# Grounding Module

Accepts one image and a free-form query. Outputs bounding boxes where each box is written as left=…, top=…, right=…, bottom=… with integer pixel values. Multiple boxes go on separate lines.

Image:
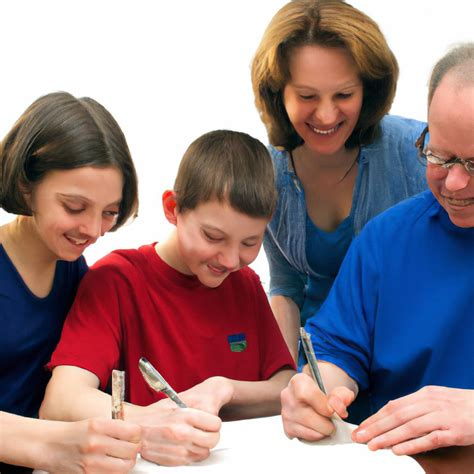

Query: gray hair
left=429, top=42, right=474, bottom=105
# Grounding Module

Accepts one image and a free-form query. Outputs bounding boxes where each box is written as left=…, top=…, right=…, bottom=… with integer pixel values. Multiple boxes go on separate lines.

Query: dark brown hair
left=0, top=91, right=138, bottom=230
left=251, top=0, right=398, bottom=151
left=174, top=130, right=276, bottom=219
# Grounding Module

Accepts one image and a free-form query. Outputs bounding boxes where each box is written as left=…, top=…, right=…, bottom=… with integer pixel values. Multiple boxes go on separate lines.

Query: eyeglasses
left=415, top=126, right=474, bottom=176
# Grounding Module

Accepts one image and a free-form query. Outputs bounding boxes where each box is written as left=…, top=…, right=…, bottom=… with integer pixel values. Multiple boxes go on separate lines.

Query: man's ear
left=162, top=190, right=178, bottom=225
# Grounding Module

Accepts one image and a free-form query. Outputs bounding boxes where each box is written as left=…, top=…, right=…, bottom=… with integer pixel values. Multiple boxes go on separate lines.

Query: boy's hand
left=138, top=407, right=221, bottom=466
left=178, top=376, right=235, bottom=415
left=352, top=386, right=474, bottom=455
left=281, top=372, right=354, bottom=441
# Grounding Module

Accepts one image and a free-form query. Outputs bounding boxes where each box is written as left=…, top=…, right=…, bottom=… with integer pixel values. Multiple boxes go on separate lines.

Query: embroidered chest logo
left=227, top=333, right=247, bottom=352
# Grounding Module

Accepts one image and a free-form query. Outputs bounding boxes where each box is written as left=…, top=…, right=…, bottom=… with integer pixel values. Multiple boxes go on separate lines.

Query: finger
left=282, top=403, right=335, bottom=438
left=353, top=399, right=438, bottom=442
left=328, top=387, right=355, bottom=418
left=141, top=443, right=211, bottom=467
left=391, top=430, right=453, bottom=456
left=98, top=435, right=141, bottom=461
left=180, top=408, right=222, bottom=433
left=289, top=373, right=334, bottom=417
left=327, top=394, right=349, bottom=418
left=93, top=418, right=142, bottom=443
left=79, top=454, right=137, bottom=474
left=284, top=418, right=328, bottom=442
left=366, top=411, right=449, bottom=451
left=357, top=386, right=445, bottom=430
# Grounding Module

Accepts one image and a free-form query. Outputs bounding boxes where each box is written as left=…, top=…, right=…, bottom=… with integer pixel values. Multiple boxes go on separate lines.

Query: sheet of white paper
left=132, top=415, right=423, bottom=473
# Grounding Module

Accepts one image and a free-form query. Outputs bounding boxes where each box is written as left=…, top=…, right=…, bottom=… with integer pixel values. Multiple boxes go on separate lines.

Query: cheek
left=240, top=247, right=260, bottom=266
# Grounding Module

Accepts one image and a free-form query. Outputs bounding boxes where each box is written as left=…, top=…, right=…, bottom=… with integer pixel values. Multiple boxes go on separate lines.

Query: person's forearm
left=40, top=366, right=114, bottom=421
left=319, top=361, right=358, bottom=397
left=219, top=369, right=295, bottom=421
left=270, top=295, right=301, bottom=362
left=0, top=411, right=62, bottom=469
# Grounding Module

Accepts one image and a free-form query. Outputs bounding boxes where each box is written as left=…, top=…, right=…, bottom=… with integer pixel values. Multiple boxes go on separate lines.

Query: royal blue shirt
left=306, top=191, right=474, bottom=416
left=0, top=245, right=87, bottom=417
left=264, top=115, right=427, bottom=324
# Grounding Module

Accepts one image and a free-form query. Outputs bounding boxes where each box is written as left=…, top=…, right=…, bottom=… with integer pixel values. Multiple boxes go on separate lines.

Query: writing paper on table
left=133, top=415, right=423, bottom=473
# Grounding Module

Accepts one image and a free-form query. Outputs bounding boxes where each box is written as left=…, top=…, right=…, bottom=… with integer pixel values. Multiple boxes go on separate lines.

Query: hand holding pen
left=138, top=357, right=187, bottom=408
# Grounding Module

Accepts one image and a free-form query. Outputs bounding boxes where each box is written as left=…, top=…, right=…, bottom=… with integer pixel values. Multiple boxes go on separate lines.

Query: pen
left=111, top=369, right=125, bottom=420
left=138, top=357, right=187, bottom=408
left=299, top=327, right=326, bottom=394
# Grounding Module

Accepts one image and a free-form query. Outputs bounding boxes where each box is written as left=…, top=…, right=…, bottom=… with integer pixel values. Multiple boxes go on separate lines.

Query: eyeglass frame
left=415, top=126, right=474, bottom=176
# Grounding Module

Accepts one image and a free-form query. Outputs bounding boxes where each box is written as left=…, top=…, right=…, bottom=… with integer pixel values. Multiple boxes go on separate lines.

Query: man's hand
left=353, top=386, right=474, bottom=455
left=281, top=372, right=355, bottom=441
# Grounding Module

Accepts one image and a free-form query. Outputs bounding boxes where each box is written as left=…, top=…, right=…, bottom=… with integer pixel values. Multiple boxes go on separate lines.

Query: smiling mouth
left=65, top=235, right=89, bottom=246
left=308, top=123, right=341, bottom=135
left=444, top=197, right=474, bottom=207
left=208, top=264, right=228, bottom=275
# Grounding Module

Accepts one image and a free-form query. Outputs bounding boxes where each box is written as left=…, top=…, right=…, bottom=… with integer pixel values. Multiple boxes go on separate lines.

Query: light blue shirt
left=264, top=115, right=427, bottom=322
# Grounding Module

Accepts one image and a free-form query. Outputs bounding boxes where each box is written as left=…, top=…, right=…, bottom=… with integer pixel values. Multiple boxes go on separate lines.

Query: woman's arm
left=40, top=366, right=221, bottom=466
left=0, top=411, right=140, bottom=472
left=270, top=295, right=301, bottom=362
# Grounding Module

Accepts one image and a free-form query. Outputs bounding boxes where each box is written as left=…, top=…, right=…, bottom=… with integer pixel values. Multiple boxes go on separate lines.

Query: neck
left=1, top=216, right=58, bottom=271
left=293, top=145, right=359, bottom=183
left=154, top=230, right=192, bottom=275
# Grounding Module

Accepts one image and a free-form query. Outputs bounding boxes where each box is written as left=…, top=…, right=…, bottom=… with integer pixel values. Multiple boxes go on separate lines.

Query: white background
left=1, top=0, right=472, bottom=286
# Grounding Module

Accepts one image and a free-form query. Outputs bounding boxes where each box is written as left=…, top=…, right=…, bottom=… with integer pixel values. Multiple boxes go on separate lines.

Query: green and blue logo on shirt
left=228, top=333, right=247, bottom=352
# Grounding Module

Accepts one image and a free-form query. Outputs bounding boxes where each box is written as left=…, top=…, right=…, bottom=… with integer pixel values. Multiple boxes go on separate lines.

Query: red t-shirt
left=49, top=244, right=295, bottom=406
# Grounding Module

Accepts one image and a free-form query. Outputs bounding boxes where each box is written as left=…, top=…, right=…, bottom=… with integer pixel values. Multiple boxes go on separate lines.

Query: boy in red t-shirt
left=41, top=130, right=296, bottom=466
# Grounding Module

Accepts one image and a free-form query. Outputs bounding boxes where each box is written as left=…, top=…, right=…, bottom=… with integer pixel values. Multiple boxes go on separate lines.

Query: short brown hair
left=174, top=130, right=276, bottom=219
left=428, top=42, right=474, bottom=106
left=251, top=0, right=398, bottom=151
left=0, top=91, right=138, bottom=230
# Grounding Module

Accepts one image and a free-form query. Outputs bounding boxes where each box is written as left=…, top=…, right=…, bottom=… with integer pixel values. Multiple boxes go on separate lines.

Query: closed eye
left=64, top=205, right=84, bottom=214
left=203, top=231, right=222, bottom=242
left=336, top=92, right=353, bottom=99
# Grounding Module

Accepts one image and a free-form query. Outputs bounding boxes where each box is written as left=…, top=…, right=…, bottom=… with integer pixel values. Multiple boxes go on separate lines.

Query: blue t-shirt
left=302, top=214, right=353, bottom=324
left=0, top=245, right=87, bottom=417
left=306, top=191, right=474, bottom=417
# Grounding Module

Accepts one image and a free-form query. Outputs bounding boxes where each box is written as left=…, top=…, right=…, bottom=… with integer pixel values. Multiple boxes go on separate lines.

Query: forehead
left=287, top=45, right=360, bottom=85
left=34, top=166, right=123, bottom=203
left=182, top=199, right=268, bottom=236
left=428, top=76, right=474, bottom=156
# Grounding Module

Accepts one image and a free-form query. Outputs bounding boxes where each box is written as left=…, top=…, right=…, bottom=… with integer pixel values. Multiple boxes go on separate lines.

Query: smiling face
left=283, top=45, right=363, bottom=157
left=427, top=75, right=474, bottom=228
left=171, top=198, right=268, bottom=288
left=29, top=166, right=123, bottom=261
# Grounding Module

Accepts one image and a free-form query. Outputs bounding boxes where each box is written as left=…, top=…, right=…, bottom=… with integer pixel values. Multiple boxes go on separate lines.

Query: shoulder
left=267, top=144, right=290, bottom=183
left=85, top=243, right=155, bottom=281
left=377, top=115, right=426, bottom=146
left=362, top=190, right=436, bottom=239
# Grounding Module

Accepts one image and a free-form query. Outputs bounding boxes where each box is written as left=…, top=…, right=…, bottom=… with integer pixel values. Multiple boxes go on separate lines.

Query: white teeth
left=310, top=125, right=338, bottom=135
left=447, top=198, right=474, bottom=206
left=66, top=235, right=88, bottom=245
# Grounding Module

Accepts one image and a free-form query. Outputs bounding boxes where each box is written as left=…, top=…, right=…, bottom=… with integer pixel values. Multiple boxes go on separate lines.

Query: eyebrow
left=290, top=80, right=361, bottom=91
left=203, top=224, right=262, bottom=240
left=427, top=145, right=474, bottom=161
left=57, top=193, right=122, bottom=207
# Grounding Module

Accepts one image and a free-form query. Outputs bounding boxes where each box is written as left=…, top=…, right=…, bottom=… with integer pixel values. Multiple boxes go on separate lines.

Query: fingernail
left=354, top=429, right=366, bottom=441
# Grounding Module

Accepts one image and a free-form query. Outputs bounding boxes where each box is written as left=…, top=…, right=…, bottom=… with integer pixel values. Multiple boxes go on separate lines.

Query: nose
left=444, top=164, right=471, bottom=192
left=217, top=246, right=240, bottom=271
left=79, top=213, right=103, bottom=240
left=314, top=97, right=338, bottom=125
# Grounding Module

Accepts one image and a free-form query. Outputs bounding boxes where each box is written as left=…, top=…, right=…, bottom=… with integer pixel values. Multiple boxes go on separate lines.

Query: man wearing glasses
left=281, top=43, right=474, bottom=455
